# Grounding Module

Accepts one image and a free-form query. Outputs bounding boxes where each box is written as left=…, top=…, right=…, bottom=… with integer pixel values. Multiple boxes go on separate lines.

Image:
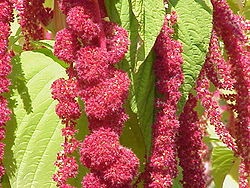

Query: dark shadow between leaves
left=194, top=0, right=212, bottom=14
left=3, top=54, right=33, bottom=183
left=10, top=55, right=33, bottom=114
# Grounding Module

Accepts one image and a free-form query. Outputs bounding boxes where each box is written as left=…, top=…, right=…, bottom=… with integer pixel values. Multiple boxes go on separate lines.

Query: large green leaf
left=4, top=51, right=87, bottom=187
left=130, top=0, right=165, bottom=71
left=168, top=0, right=213, bottom=111
left=105, top=0, right=165, bottom=70
left=212, top=146, right=237, bottom=188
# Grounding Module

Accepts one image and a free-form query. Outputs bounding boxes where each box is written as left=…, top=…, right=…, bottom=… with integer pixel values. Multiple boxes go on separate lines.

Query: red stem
left=93, top=0, right=106, bottom=49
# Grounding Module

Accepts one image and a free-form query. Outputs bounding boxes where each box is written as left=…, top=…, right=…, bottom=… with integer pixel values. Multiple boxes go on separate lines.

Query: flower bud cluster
left=177, top=94, right=206, bottom=188
left=145, top=12, right=184, bottom=187
left=51, top=78, right=81, bottom=187
left=0, top=0, right=13, bottom=178
left=196, top=68, right=238, bottom=152
left=211, top=0, right=250, bottom=186
left=53, top=0, right=139, bottom=187
left=204, top=30, right=235, bottom=90
left=14, top=0, right=53, bottom=49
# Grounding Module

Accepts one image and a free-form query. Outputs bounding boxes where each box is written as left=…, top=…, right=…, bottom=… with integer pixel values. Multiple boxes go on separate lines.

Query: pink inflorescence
left=145, top=12, right=184, bottom=187
left=211, top=0, right=250, bottom=186
left=51, top=78, right=81, bottom=187
left=14, top=0, right=53, bottom=49
left=196, top=68, right=238, bottom=152
left=178, top=94, right=206, bottom=188
left=204, top=30, right=235, bottom=90
left=0, top=0, right=13, bottom=179
left=53, top=0, right=139, bottom=187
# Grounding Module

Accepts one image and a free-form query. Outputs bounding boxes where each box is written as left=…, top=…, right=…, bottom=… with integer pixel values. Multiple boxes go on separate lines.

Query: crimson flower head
left=103, top=147, right=139, bottom=187
left=67, top=6, right=100, bottom=41
left=54, top=28, right=80, bottom=64
left=82, top=173, right=107, bottom=188
left=75, top=46, right=109, bottom=83
left=103, top=21, right=129, bottom=64
left=80, top=129, right=120, bottom=171
left=84, top=70, right=130, bottom=119
left=51, top=78, right=78, bottom=101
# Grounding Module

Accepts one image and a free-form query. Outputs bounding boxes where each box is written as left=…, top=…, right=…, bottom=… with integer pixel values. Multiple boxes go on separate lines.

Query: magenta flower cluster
left=177, top=94, right=206, bottom=188
left=144, top=12, right=184, bottom=187
left=51, top=78, right=81, bottom=187
left=53, top=0, right=139, bottom=187
left=196, top=34, right=238, bottom=153
left=14, top=0, right=53, bottom=49
left=211, top=0, right=250, bottom=186
left=0, top=0, right=13, bottom=179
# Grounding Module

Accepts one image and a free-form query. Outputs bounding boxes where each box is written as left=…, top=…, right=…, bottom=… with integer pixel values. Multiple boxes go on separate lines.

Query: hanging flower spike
left=14, top=0, right=53, bottom=49
left=51, top=78, right=81, bottom=187
left=0, top=0, right=13, bottom=179
left=145, top=12, right=184, bottom=187
left=211, top=1, right=250, bottom=186
left=204, top=30, right=235, bottom=90
left=177, top=94, right=206, bottom=188
left=53, top=0, right=139, bottom=187
left=196, top=68, right=238, bottom=152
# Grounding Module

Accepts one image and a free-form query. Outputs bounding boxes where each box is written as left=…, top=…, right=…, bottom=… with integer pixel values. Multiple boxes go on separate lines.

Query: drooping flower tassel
left=211, top=1, right=250, bottom=186
left=177, top=94, right=206, bottom=188
left=14, top=0, right=53, bottom=49
left=0, top=0, right=13, bottom=179
left=51, top=78, right=81, bottom=187
left=196, top=68, right=238, bottom=152
left=144, top=12, right=184, bottom=187
left=204, top=30, right=235, bottom=90
left=53, top=0, right=139, bottom=187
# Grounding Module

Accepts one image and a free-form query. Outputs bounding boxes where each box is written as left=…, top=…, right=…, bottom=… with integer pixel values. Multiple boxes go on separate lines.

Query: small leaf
left=212, top=146, right=237, bottom=188
left=226, top=0, right=241, bottom=13
left=244, top=0, right=250, bottom=19
left=32, top=40, right=55, bottom=50
left=129, top=51, right=156, bottom=155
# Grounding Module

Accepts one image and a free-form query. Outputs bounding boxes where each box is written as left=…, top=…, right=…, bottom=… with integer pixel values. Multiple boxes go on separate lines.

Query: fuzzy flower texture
left=211, top=0, right=250, bottom=187
left=144, top=13, right=184, bottom=188
left=0, top=0, right=13, bottom=179
left=14, top=0, right=53, bottom=49
left=52, top=0, right=139, bottom=187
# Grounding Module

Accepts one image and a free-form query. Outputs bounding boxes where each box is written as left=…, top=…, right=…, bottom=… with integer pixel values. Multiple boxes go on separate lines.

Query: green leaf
left=44, top=0, right=54, bottom=8
left=3, top=52, right=86, bottom=187
left=129, top=51, right=156, bottom=155
left=32, top=40, right=55, bottom=51
left=130, top=0, right=165, bottom=71
left=244, top=0, right=250, bottom=19
left=226, top=0, right=241, bottom=13
left=105, top=0, right=165, bottom=71
left=168, top=0, right=213, bottom=111
left=31, top=43, right=69, bottom=69
left=212, top=146, right=237, bottom=188
left=120, top=104, right=146, bottom=175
